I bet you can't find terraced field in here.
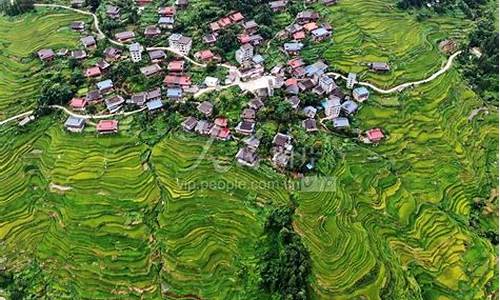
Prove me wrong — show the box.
[0,2,498,300]
[0,9,83,120]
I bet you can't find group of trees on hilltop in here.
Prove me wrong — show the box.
[257,202,312,300]
[0,0,34,16]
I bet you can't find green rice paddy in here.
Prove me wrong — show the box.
[0,1,498,299]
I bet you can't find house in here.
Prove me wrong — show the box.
[305,60,328,78]
[163,75,191,87]
[241,108,256,121]
[287,96,301,110]
[272,152,290,168]
[235,121,255,135]
[311,27,331,42]
[303,106,317,118]
[235,44,254,64]
[96,120,119,134]
[37,49,55,61]
[85,90,102,103]
[80,36,96,49]
[194,49,215,62]
[369,62,390,72]
[322,97,341,117]
[167,60,185,73]
[217,127,231,140]
[168,34,192,55]
[209,22,221,32]
[85,66,102,78]
[194,120,213,135]
[167,87,183,101]
[129,43,143,62]
[285,83,299,95]
[214,117,228,128]
[288,57,305,69]
[104,47,122,61]
[202,33,218,45]
[105,95,125,113]
[249,98,264,110]
[333,117,349,129]
[273,133,292,149]
[96,60,110,71]
[303,119,318,132]
[298,79,315,91]
[242,20,259,34]
[64,116,86,133]
[175,0,188,9]
[158,6,176,16]
[218,17,232,29]
[439,39,457,54]
[96,79,114,94]
[148,49,166,62]
[323,0,337,5]
[239,65,265,81]
[245,34,264,46]
[182,116,198,131]
[70,98,87,111]
[319,75,336,93]
[197,101,213,117]
[158,16,175,29]
[71,50,87,60]
[106,5,121,19]
[204,76,219,87]
[71,21,85,31]
[146,88,162,102]
[128,92,147,106]
[303,22,318,32]
[285,23,303,34]
[136,0,152,6]
[244,136,260,150]
[346,72,357,89]
[229,11,244,23]
[115,31,135,43]
[236,147,258,167]
[366,128,384,143]
[341,100,358,115]
[144,25,161,37]
[70,0,85,8]
[57,49,69,56]
[18,116,34,126]
[296,10,320,24]
[140,64,162,77]
[269,0,287,12]
[292,31,306,41]
[252,55,265,65]
[284,42,304,55]
[352,87,369,102]
[146,99,164,112]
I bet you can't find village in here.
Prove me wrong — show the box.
[33,0,388,172]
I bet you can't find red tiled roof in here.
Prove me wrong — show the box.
[163,75,191,86]
[285,78,298,86]
[158,6,175,15]
[230,12,244,22]
[238,34,250,44]
[70,98,87,108]
[214,117,228,127]
[196,50,214,60]
[288,58,304,68]
[367,128,384,141]
[292,31,306,40]
[303,22,318,32]
[218,127,231,139]
[167,60,185,72]
[218,17,232,27]
[97,120,118,131]
[85,66,101,77]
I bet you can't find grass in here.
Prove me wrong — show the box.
[0,2,498,300]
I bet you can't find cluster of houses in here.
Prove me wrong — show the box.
[33,0,388,171]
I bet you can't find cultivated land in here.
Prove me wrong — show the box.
[0,1,498,300]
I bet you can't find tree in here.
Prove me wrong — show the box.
[1,0,34,16]
[88,0,100,12]
[38,79,73,106]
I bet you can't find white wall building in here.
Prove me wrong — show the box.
[235,44,254,64]
[129,43,143,63]
[168,33,192,55]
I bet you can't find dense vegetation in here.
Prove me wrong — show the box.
[258,202,311,300]
[0,0,34,16]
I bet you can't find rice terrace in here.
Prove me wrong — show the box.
[0,0,498,299]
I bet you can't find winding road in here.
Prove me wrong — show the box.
[0,4,463,126]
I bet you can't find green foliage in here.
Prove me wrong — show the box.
[0,261,49,299]
[258,203,311,300]
[0,0,34,16]
[37,77,73,107]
